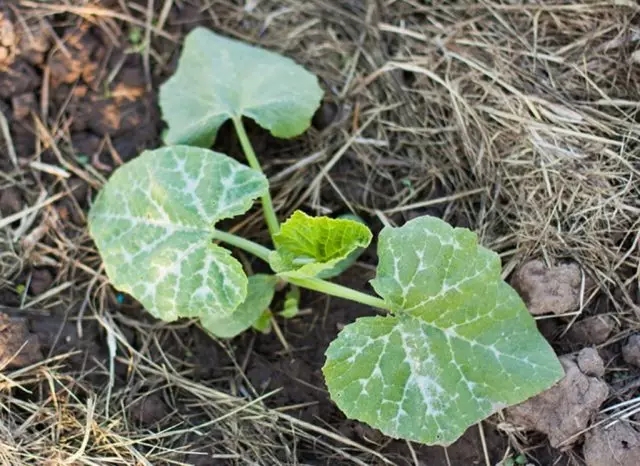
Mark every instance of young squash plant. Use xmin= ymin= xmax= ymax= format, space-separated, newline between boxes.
xmin=88 ymin=27 xmax=564 ymax=446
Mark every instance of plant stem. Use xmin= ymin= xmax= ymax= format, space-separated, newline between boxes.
xmin=213 ymin=230 xmax=390 ymax=311
xmin=212 ymin=230 xmax=271 ymax=263
xmin=232 ymin=117 xmax=280 ymax=237
xmin=286 ymin=276 xmax=391 ymax=311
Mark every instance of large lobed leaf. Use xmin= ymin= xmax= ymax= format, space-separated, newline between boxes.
xmin=88 ymin=146 xmax=268 ymax=322
xmin=201 ymin=274 xmax=277 ymax=338
xmin=270 ymin=211 xmax=372 ymax=278
xmin=323 ymin=216 xmax=564 ymax=445
xmin=160 ymin=27 xmax=324 ymax=147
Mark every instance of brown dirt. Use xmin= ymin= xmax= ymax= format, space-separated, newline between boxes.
xmin=511 ymin=260 xmax=584 ymax=316
xmin=622 ymin=334 xmax=640 ymax=368
xmin=0 ymin=311 xmax=42 ymax=368
xmin=1 ymin=1 xmax=639 ymax=465
xmin=506 ymin=350 xmax=609 ymax=450
xmin=583 ymin=422 xmax=640 ymax=466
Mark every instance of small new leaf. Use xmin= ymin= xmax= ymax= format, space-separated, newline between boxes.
xmin=160 ymin=27 xmax=324 ymax=147
xmin=316 ymin=214 xmax=368 ymax=279
xmin=323 ymin=216 xmax=564 ymax=446
xmin=270 ymin=211 xmax=372 ymax=278
xmin=89 ymin=146 xmax=268 ymax=322
xmin=280 ymin=286 xmax=301 ymax=318
xmin=202 ymin=274 xmax=277 ymax=338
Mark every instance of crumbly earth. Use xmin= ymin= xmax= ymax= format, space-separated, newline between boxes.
xmin=569 ymin=315 xmax=617 ymax=345
xmin=511 ymin=260 xmax=583 ymax=316
xmin=577 ymin=347 xmax=605 ymax=378
xmin=622 ymin=334 xmax=640 ymax=368
xmin=506 ymin=350 xmax=609 ymax=449
xmin=583 ymin=422 xmax=640 ymax=466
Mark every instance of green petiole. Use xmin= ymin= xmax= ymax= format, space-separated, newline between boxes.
xmin=286 ymin=276 xmax=390 ymax=311
xmin=226 ymin=117 xmax=390 ymax=310
xmin=211 ymin=229 xmax=272 ymax=262
xmin=212 ymin=229 xmax=390 ymax=311
xmin=232 ymin=117 xmax=280 ymax=238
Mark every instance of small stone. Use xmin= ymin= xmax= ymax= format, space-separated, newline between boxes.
xmin=506 ymin=353 xmax=609 ymax=449
xmin=569 ymin=315 xmax=616 ymax=345
xmin=577 ymin=347 xmax=605 ymax=377
xmin=622 ymin=334 xmax=640 ymax=367
xmin=511 ymin=260 xmax=583 ymax=315
xmin=584 ymin=422 xmax=640 ymax=466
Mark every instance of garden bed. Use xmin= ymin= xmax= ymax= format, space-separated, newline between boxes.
xmin=1 ymin=1 xmax=639 ymax=465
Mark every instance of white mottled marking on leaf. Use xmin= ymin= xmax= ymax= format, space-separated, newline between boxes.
xmin=324 ymin=216 xmax=565 ymax=445
xmin=88 ymin=146 xmax=268 ymax=322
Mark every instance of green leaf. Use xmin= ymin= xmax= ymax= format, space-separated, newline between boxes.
xmin=202 ymin=274 xmax=277 ymax=338
xmin=515 ymin=454 xmax=528 ymax=465
xmin=316 ymin=214 xmax=368 ymax=279
xmin=160 ymin=27 xmax=324 ymax=147
xmin=88 ymin=146 xmax=268 ymax=322
xmin=323 ymin=216 xmax=564 ymax=446
xmin=270 ymin=211 xmax=372 ymax=278
xmin=252 ymin=310 xmax=272 ymax=333
xmin=280 ymin=286 xmax=301 ymax=318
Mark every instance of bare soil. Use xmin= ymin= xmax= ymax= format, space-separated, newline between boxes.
xmin=1 ymin=1 xmax=639 ymax=465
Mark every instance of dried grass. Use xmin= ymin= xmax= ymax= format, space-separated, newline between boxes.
xmin=1 ymin=0 xmax=640 ymax=464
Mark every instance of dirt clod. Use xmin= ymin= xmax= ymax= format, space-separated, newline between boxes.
xmin=577 ymin=347 xmax=605 ymax=377
xmin=0 ymin=313 xmax=42 ymax=368
xmin=511 ymin=260 xmax=582 ymax=315
xmin=506 ymin=352 xmax=608 ymax=449
xmin=622 ymin=334 xmax=640 ymax=367
xmin=583 ymin=422 xmax=640 ymax=466
xmin=569 ymin=315 xmax=616 ymax=345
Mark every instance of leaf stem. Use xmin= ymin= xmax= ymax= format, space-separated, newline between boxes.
xmin=286 ymin=276 xmax=391 ymax=311
xmin=212 ymin=230 xmax=271 ymax=263
xmin=232 ymin=117 xmax=280 ymax=237
xmin=213 ymin=230 xmax=390 ymax=311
